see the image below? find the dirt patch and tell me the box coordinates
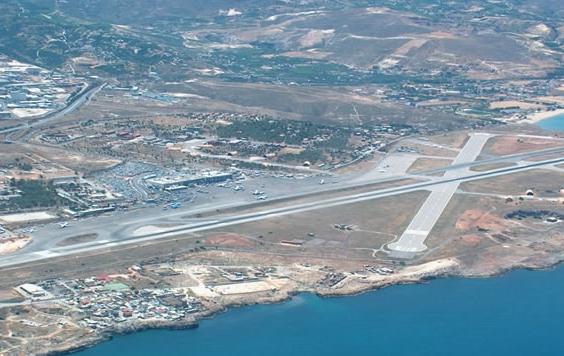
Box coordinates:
[459,234,483,247]
[455,209,508,233]
[280,50,330,60]
[279,147,305,155]
[298,29,335,47]
[427,132,469,149]
[204,233,255,248]
[334,152,384,176]
[0,289,24,303]
[393,38,428,56]
[0,237,31,255]
[484,135,564,156]
[0,212,56,225]
[489,101,545,110]
[56,234,98,247]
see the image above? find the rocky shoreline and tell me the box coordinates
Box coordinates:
[49,320,199,355]
[43,253,564,356]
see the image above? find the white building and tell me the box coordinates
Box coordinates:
[17,283,48,299]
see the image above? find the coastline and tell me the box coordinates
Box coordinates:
[522,108,564,124]
[54,253,564,356]
[51,319,199,355]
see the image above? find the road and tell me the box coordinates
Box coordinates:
[0,83,105,138]
[388,133,491,254]
[1,149,563,268]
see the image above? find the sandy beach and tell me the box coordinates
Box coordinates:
[523,108,564,124]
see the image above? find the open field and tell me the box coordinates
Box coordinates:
[0,212,56,225]
[525,151,564,162]
[482,136,564,156]
[407,157,452,175]
[156,80,461,129]
[425,194,504,251]
[469,162,516,172]
[0,289,24,303]
[427,133,469,149]
[425,190,564,265]
[1,142,120,174]
[203,190,429,253]
[489,101,546,110]
[460,169,564,197]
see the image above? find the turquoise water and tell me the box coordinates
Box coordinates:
[77,267,564,356]
[538,113,564,131]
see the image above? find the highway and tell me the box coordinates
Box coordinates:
[1,148,563,268]
[388,133,491,254]
[0,83,105,137]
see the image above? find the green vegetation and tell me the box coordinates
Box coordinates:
[316,131,350,150]
[216,118,352,148]
[215,47,410,86]
[279,148,324,164]
[16,162,33,171]
[0,179,64,210]
[215,118,355,164]
[217,119,324,145]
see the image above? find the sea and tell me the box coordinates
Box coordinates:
[76,114,564,356]
[77,268,564,356]
[537,112,564,131]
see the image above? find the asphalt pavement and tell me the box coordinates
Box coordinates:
[387,133,491,254]
[1,147,563,268]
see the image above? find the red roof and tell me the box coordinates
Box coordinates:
[95,274,112,281]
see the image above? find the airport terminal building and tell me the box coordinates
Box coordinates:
[147,171,233,189]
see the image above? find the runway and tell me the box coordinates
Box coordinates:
[0,148,563,268]
[388,133,491,254]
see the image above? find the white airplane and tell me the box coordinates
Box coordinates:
[58,222,69,228]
